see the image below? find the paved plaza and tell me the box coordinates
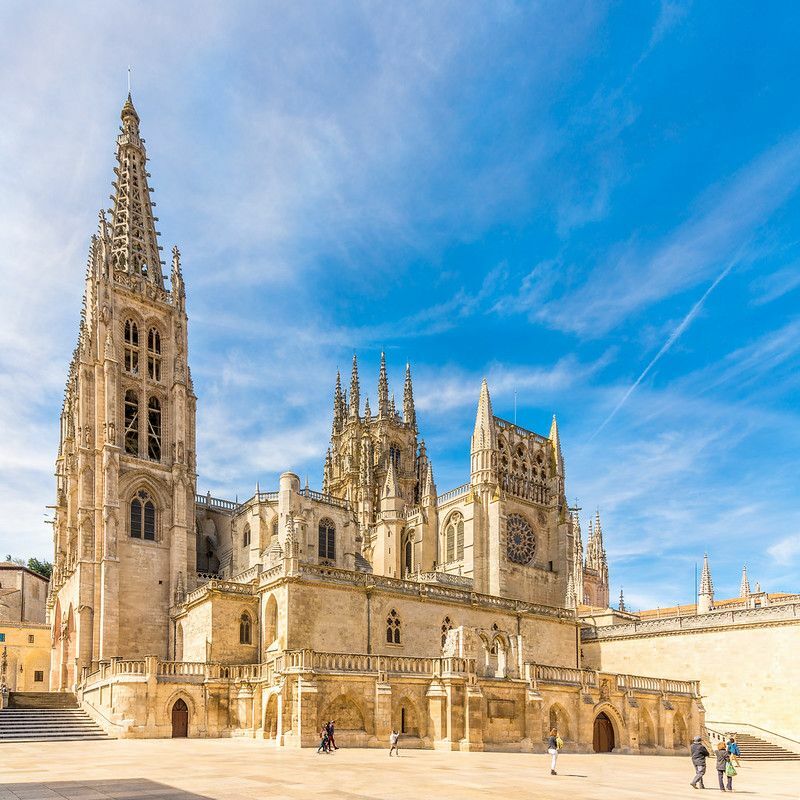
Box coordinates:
[0,740,798,800]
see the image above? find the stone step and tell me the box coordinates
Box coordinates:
[7,692,78,709]
[0,705,110,742]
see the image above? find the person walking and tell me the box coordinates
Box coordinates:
[389,729,400,756]
[715,741,732,791]
[547,728,561,775]
[316,726,330,754]
[690,735,710,789]
[727,735,741,768]
[327,720,338,751]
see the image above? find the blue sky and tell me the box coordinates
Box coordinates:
[1,2,799,610]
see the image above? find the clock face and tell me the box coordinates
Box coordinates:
[506,514,536,565]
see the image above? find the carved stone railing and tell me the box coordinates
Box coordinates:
[582,601,800,639]
[437,483,471,504]
[401,505,421,519]
[158,661,206,677]
[615,673,699,696]
[195,493,241,512]
[494,417,549,443]
[232,565,260,584]
[184,578,256,606]
[417,571,473,589]
[196,570,221,583]
[300,487,350,509]
[531,663,596,687]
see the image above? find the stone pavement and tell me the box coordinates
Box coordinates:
[0,739,798,799]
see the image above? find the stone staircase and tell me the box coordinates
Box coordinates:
[0,693,111,742]
[734,732,800,761]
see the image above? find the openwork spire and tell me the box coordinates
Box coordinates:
[348,354,360,418]
[378,351,389,417]
[332,370,344,433]
[403,362,416,430]
[699,553,714,596]
[109,94,164,286]
[740,564,751,598]
[549,414,564,477]
[618,588,626,612]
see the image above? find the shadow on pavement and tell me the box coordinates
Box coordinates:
[0,778,213,799]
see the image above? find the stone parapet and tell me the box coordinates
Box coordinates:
[583,601,800,640]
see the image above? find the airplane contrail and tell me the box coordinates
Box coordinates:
[589,255,741,441]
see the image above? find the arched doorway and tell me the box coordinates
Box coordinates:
[171,698,189,738]
[593,712,615,752]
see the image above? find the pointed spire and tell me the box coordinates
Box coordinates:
[171,246,185,303]
[383,457,401,499]
[378,351,389,416]
[619,588,626,612]
[422,461,437,505]
[565,572,576,610]
[364,395,372,419]
[348,354,360,418]
[698,553,714,614]
[740,565,751,598]
[332,370,344,433]
[472,379,496,450]
[323,448,332,494]
[403,362,416,430]
[549,414,564,477]
[109,94,164,285]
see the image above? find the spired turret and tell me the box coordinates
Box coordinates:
[698,553,714,614]
[470,379,497,487]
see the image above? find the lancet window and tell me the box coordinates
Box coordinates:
[124,390,139,455]
[147,397,162,461]
[318,518,335,561]
[444,512,465,563]
[123,320,139,375]
[243,524,251,548]
[386,609,401,644]
[239,612,252,645]
[130,490,156,540]
[441,616,453,648]
[147,327,161,382]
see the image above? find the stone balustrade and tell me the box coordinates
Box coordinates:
[437,483,471,504]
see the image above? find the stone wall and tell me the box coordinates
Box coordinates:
[76,652,702,753]
[0,622,51,691]
[582,603,800,742]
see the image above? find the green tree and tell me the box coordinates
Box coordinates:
[26,558,52,580]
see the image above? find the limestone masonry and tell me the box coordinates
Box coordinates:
[43,97,798,753]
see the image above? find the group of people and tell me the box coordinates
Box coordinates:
[690,735,741,791]
[316,720,338,753]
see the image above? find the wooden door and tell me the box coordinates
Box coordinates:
[171,698,189,738]
[593,712,615,752]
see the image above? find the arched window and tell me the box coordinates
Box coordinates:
[271,517,278,538]
[147,397,161,461]
[441,616,453,648]
[130,490,156,540]
[242,524,251,548]
[403,531,414,576]
[444,513,465,563]
[147,327,162,382]
[318,518,335,561]
[389,443,401,471]
[386,609,401,644]
[124,390,139,455]
[123,320,139,375]
[239,612,252,645]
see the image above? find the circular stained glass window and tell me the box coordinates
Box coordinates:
[506,514,536,564]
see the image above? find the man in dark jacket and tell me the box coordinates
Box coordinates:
[690,736,710,789]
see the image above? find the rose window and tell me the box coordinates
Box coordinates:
[506,514,536,564]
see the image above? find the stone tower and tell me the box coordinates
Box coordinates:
[50,96,196,688]
[324,354,426,524]
[583,510,610,607]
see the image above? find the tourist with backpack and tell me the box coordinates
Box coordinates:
[547,727,562,775]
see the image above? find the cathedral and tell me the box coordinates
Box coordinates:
[46,96,703,752]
